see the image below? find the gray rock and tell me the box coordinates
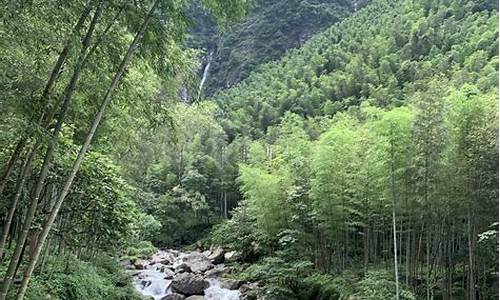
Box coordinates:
[164,268,175,279]
[183,253,214,273]
[141,280,152,288]
[224,251,242,263]
[239,283,260,300]
[134,259,149,270]
[207,246,225,264]
[204,264,226,278]
[185,296,204,300]
[175,263,192,273]
[161,293,185,300]
[220,278,244,290]
[171,273,209,296]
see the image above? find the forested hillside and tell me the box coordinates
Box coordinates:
[0,0,498,299]
[186,0,368,96]
[215,0,498,139]
[206,0,499,299]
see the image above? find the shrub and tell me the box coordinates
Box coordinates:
[23,254,141,300]
[354,270,416,300]
[124,240,157,259]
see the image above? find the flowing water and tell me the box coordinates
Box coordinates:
[204,279,240,300]
[134,268,172,299]
[131,250,240,300]
[197,51,213,99]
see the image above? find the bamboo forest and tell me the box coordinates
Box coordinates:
[0,0,498,299]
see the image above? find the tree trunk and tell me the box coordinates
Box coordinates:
[426,230,431,300]
[467,208,475,300]
[0,4,101,298]
[15,2,159,298]
[0,1,92,197]
[0,139,26,196]
[0,146,36,264]
[390,140,400,300]
[224,191,228,218]
[364,226,369,274]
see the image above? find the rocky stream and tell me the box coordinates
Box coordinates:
[124,248,258,300]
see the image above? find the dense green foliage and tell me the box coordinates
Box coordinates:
[0,0,497,299]
[0,0,248,299]
[206,0,498,299]
[21,254,140,300]
[188,0,367,95]
[215,0,498,139]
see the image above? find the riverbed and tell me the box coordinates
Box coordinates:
[127,249,242,300]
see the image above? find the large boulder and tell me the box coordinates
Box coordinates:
[171,273,209,296]
[220,278,244,290]
[183,253,214,273]
[207,246,225,264]
[204,264,226,278]
[161,294,185,300]
[224,251,242,263]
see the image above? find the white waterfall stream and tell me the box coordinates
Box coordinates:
[134,268,172,299]
[197,52,213,100]
[204,279,240,300]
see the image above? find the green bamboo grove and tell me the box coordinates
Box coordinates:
[0,0,497,299]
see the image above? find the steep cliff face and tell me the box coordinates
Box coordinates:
[187,0,369,96]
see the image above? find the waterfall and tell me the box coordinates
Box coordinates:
[198,51,213,100]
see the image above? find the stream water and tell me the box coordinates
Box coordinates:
[131,250,240,300]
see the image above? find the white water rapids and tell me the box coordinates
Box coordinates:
[131,250,240,300]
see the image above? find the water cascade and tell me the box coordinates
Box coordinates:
[130,250,240,300]
[197,51,213,100]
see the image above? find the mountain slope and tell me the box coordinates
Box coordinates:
[213,0,498,139]
[187,0,368,95]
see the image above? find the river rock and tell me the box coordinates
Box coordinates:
[204,264,226,278]
[141,280,152,288]
[183,253,214,273]
[171,273,209,296]
[220,278,244,290]
[224,250,242,262]
[125,264,137,270]
[175,263,192,273]
[164,268,175,279]
[161,293,186,300]
[151,253,171,265]
[185,296,204,300]
[207,246,225,264]
[134,259,149,270]
[239,282,260,300]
